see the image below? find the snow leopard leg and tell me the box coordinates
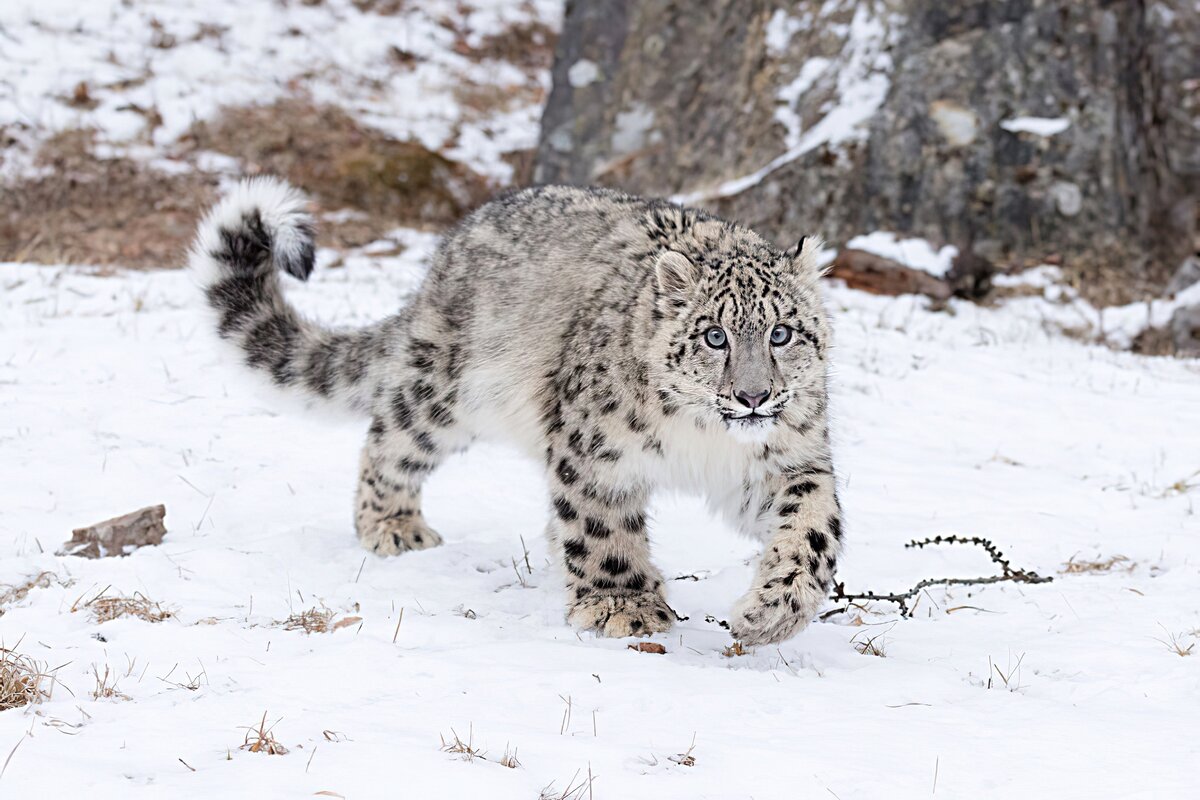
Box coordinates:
[545,445,672,638]
[354,413,451,556]
[729,463,842,646]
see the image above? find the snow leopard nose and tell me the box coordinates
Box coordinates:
[734,389,770,410]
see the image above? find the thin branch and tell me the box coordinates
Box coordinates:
[829,535,1051,617]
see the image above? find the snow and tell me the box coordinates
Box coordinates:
[764,9,805,55]
[0,0,561,183]
[1,256,1198,797]
[991,266,1200,349]
[846,231,959,278]
[1000,116,1071,137]
[568,60,602,88]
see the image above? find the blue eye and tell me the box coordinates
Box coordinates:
[704,327,727,348]
[770,325,792,346]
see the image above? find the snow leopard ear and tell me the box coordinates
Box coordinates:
[788,235,828,279]
[655,251,700,300]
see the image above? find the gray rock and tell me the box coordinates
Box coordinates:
[1169,303,1200,357]
[1166,256,1200,297]
[535,0,1200,298]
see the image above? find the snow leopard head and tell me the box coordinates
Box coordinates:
[649,226,829,439]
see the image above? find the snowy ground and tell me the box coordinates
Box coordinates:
[0,0,559,183]
[2,0,1198,795]
[1,252,1198,798]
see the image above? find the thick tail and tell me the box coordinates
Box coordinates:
[190,177,387,413]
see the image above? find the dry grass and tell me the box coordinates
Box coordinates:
[539,767,595,800]
[0,129,217,269]
[498,743,521,769]
[279,605,335,634]
[439,725,485,763]
[0,571,57,612]
[183,99,492,247]
[987,653,1026,692]
[1060,554,1134,575]
[0,644,55,711]
[1153,626,1195,657]
[458,21,557,74]
[72,588,173,624]
[277,604,361,634]
[241,711,288,755]
[90,663,131,701]
[851,630,888,658]
[721,642,747,658]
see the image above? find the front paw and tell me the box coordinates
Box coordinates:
[729,577,826,646]
[358,516,443,556]
[567,590,675,638]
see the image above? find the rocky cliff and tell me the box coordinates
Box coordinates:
[535,0,1200,305]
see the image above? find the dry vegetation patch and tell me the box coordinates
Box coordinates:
[241,711,288,755]
[0,645,54,710]
[0,130,217,269]
[0,571,58,613]
[90,663,132,701]
[1060,554,1134,575]
[72,589,173,624]
[279,605,334,634]
[184,100,492,247]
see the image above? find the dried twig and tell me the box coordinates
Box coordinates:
[830,535,1051,617]
[668,734,697,767]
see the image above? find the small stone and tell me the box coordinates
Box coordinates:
[1050,181,1083,217]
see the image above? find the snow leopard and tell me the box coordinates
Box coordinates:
[191,177,843,646]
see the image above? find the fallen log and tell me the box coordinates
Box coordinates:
[828,248,953,301]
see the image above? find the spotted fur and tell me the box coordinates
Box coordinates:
[191,177,843,646]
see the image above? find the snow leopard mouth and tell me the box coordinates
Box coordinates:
[722,411,780,425]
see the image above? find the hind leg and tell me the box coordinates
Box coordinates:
[354,416,447,556]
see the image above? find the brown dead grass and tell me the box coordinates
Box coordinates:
[183,99,492,246]
[279,605,335,634]
[0,645,54,710]
[90,663,131,701]
[851,630,888,657]
[241,711,288,755]
[72,588,173,624]
[0,129,217,269]
[0,571,57,612]
[457,21,558,74]
[1059,554,1134,575]
[439,725,485,762]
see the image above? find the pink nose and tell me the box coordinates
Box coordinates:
[734,389,770,410]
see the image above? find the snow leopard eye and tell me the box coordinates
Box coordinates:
[704,327,727,349]
[770,325,792,346]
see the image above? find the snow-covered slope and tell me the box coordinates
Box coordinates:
[0,0,560,183]
[1,255,1197,798]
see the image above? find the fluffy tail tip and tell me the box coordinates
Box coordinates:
[191,176,316,283]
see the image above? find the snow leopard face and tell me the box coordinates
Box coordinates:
[651,233,829,438]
